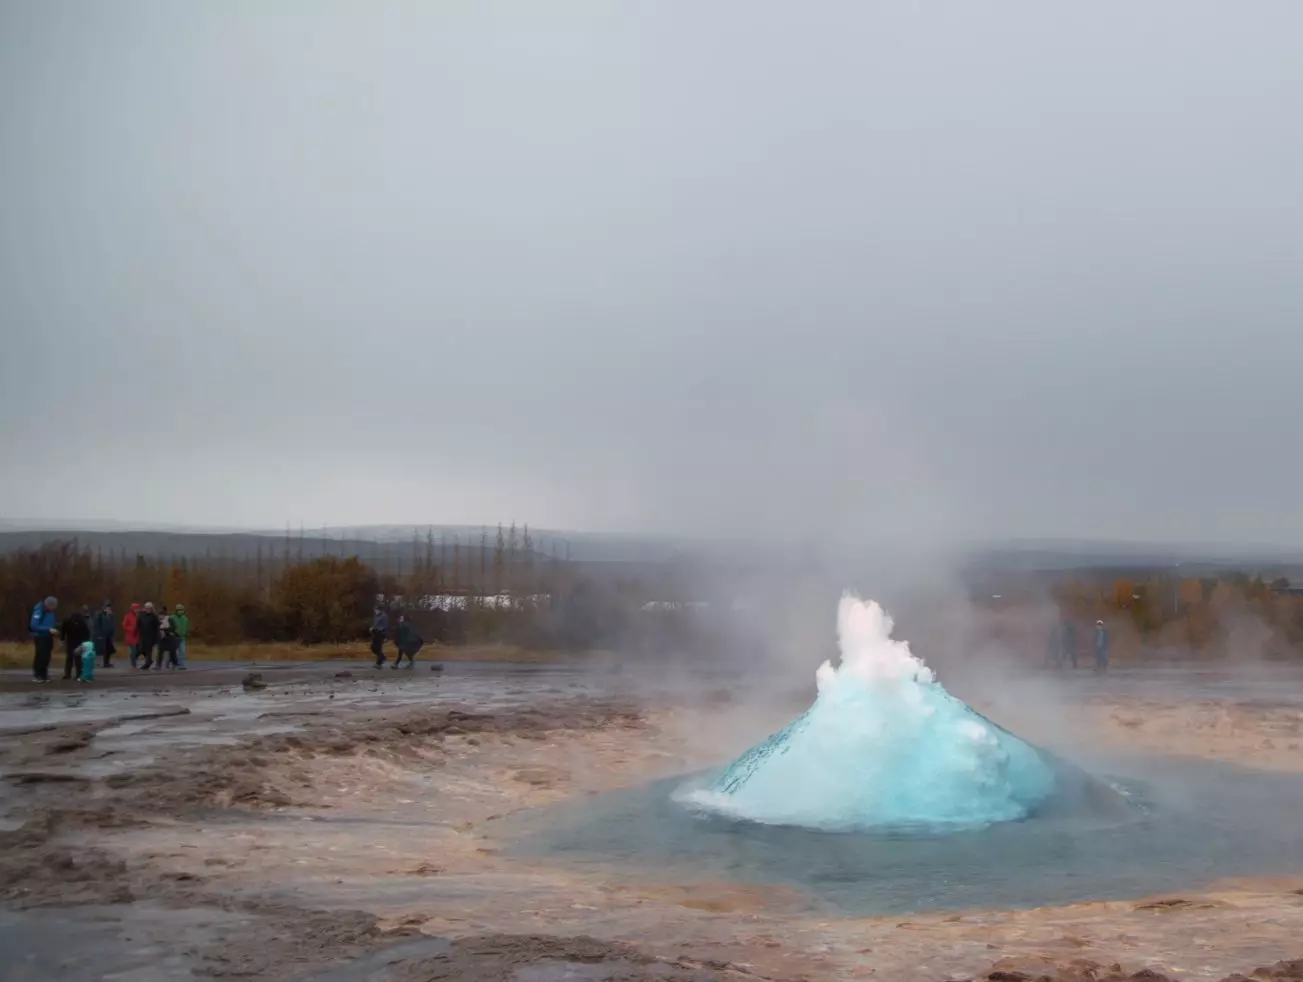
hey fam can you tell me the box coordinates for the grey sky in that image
[3,2,1302,544]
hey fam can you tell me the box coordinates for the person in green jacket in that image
[172,604,191,670]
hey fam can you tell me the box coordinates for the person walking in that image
[1094,619,1109,673]
[123,603,141,668]
[370,606,389,668]
[137,602,160,670]
[29,596,59,683]
[172,604,191,670]
[392,613,423,669]
[61,605,92,680]
[92,600,116,668]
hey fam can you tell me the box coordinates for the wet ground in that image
[1,657,1302,980]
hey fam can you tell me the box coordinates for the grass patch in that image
[0,640,594,669]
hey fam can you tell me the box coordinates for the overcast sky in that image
[3,2,1302,545]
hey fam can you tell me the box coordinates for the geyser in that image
[682,594,1057,833]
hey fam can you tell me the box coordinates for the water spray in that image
[680,593,1057,833]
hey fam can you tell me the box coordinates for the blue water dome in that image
[680,594,1057,833]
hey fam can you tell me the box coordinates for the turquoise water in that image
[506,596,1303,913]
[681,596,1058,833]
[507,754,1303,914]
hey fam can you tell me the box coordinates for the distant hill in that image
[5,523,1303,580]
[0,527,545,570]
[965,538,1303,576]
[0,521,703,566]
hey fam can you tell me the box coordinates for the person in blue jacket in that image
[1094,619,1109,673]
[29,596,59,683]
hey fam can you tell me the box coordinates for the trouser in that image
[97,638,115,667]
[62,640,82,679]
[128,643,139,667]
[371,631,386,666]
[140,641,156,668]
[79,649,96,682]
[32,635,54,681]
[1095,650,1108,672]
[176,639,187,668]
[161,639,178,668]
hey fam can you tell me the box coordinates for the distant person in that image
[77,640,97,682]
[370,606,389,668]
[157,605,179,669]
[61,605,92,680]
[393,613,422,669]
[172,604,191,670]
[1061,619,1078,669]
[1094,620,1109,673]
[137,602,160,670]
[29,596,59,683]
[92,600,116,668]
[1045,625,1061,668]
[123,603,141,668]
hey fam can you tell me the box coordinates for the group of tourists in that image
[369,605,424,669]
[1047,617,1110,672]
[27,596,192,683]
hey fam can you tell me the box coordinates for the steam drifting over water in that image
[681,594,1056,833]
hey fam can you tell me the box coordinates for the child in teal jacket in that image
[78,641,96,682]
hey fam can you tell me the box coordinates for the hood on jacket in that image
[130,603,141,613]
[175,604,186,614]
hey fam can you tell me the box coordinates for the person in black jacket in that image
[392,613,422,669]
[370,606,389,668]
[92,600,116,668]
[61,605,92,680]
[157,605,179,669]
[137,602,161,670]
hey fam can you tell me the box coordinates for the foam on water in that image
[680,593,1057,833]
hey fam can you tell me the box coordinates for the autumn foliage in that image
[0,538,619,649]
[273,557,378,644]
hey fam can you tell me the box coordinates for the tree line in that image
[0,527,642,650]
[1036,569,1303,658]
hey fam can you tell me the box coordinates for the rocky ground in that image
[1,660,1301,980]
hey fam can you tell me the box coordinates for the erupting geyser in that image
[682,594,1058,833]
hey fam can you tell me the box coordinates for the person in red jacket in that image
[122,603,142,668]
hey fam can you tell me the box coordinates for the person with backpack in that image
[29,596,59,683]
[172,604,191,669]
[157,605,179,669]
[392,613,423,669]
[123,602,141,668]
[92,600,116,668]
[137,602,160,670]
